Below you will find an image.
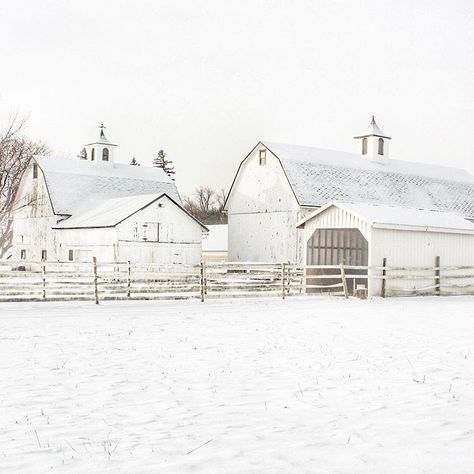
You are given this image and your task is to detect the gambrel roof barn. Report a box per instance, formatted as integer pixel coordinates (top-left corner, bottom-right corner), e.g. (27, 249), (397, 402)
(11, 126), (207, 266)
(225, 117), (474, 263)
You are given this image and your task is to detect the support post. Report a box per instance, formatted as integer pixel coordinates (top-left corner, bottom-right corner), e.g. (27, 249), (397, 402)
(435, 255), (440, 296)
(41, 263), (46, 300)
(200, 261), (205, 302)
(340, 264), (348, 299)
(281, 263), (286, 300)
(127, 260), (131, 299)
(381, 257), (387, 298)
(93, 257), (99, 305)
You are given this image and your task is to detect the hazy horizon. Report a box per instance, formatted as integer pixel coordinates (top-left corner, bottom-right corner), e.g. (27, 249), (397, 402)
(1, 0), (473, 195)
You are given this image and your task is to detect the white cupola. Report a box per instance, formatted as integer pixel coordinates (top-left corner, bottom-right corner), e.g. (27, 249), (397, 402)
(84, 124), (117, 166)
(354, 116), (391, 162)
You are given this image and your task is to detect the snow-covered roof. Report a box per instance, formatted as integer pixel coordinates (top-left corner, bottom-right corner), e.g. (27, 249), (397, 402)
(53, 193), (208, 230)
(202, 224), (228, 252)
(262, 142), (474, 218)
(354, 116), (391, 139)
(85, 129), (117, 147)
(35, 155), (180, 216)
(298, 202), (474, 234)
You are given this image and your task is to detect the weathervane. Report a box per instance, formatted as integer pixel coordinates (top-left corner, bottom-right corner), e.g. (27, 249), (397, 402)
(99, 123), (106, 137)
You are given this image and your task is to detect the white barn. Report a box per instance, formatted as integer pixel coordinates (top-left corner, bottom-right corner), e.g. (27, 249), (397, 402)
(297, 202), (474, 297)
(225, 117), (474, 263)
(11, 127), (207, 267)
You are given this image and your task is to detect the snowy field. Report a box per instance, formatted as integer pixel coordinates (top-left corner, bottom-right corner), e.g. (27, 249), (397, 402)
(1, 296), (474, 473)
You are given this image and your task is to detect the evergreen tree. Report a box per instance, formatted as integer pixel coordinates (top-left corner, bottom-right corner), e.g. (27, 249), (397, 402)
(153, 149), (175, 180)
(78, 148), (87, 160)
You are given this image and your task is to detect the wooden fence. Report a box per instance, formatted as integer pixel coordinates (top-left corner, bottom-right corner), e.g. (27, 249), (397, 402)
(0, 258), (473, 303)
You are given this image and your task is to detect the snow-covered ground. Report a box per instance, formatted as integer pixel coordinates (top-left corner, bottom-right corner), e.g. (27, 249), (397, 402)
(1, 296), (474, 473)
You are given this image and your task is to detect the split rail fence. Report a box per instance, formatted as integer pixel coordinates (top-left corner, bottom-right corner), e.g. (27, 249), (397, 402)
(0, 257), (473, 303)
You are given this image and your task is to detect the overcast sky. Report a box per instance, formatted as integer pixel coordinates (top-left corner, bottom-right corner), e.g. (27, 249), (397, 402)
(0, 0), (473, 194)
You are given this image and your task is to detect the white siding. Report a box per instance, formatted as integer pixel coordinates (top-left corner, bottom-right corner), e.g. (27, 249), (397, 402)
(11, 162), (60, 261)
(115, 195), (202, 267)
(227, 146), (303, 263)
(369, 228), (474, 296)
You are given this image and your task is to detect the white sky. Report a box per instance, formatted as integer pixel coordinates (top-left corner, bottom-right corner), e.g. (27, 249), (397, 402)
(0, 0), (473, 195)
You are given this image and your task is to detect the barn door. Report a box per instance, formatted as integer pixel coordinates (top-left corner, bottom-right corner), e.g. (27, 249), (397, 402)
(306, 228), (368, 294)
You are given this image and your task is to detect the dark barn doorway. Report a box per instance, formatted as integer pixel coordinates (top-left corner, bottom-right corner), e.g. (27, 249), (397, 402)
(306, 228), (368, 295)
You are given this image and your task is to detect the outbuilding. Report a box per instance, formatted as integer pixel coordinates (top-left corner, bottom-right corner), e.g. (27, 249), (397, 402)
(297, 202), (474, 297)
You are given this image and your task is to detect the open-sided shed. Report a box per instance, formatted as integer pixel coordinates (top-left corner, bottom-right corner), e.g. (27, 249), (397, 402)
(297, 202), (474, 297)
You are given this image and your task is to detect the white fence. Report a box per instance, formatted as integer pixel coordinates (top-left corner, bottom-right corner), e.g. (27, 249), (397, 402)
(0, 259), (473, 303)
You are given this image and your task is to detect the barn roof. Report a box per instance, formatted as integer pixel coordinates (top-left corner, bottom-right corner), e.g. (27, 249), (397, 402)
(262, 142), (474, 218)
(298, 202), (474, 234)
(34, 155), (180, 216)
(53, 193), (208, 230)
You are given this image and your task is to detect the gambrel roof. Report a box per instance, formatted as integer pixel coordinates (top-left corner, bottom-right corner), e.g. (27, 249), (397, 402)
(257, 142), (474, 218)
(34, 155), (181, 216)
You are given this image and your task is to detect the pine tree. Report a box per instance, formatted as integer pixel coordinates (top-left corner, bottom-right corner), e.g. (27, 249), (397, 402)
(130, 157), (139, 166)
(78, 148), (87, 160)
(153, 149), (175, 180)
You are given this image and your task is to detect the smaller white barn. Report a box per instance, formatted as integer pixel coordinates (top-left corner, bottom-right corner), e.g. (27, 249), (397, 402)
(10, 126), (208, 268)
(297, 202), (474, 297)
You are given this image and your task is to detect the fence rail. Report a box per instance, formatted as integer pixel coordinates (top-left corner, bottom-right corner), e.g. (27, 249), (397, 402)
(0, 257), (473, 303)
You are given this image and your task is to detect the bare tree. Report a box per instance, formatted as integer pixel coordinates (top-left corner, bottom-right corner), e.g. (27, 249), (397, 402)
(0, 113), (49, 258)
(183, 186), (227, 224)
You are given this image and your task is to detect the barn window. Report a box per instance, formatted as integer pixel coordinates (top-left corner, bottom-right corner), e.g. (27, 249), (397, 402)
(259, 149), (266, 166)
(68, 249), (74, 261)
(41, 250), (47, 261)
(142, 222), (160, 242)
(378, 138), (384, 155)
(20, 249), (26, 260)
(33, 163), (38, 179)
(91, 148), (95, 161)
(102, 148), (109, 161)
(362, 138), (368, 155)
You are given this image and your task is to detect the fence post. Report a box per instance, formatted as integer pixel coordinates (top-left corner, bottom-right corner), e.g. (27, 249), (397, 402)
(200, 261), (205, 302)
(93, 257), (99, 305)
(435, 256), (440, 296)
(381, 257), (387, 298)
(127, 260), (131, 299)
(281, 263), (286, 300)
(41, 262), (46, 300)
(340, 264), (348, 299)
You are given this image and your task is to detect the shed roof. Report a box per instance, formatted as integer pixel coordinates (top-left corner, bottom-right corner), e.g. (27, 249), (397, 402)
(53, 193), (208, 230)
(261, 142), (474, 218)
(35, 155), (180, 216)
(298, 202), (474, 234)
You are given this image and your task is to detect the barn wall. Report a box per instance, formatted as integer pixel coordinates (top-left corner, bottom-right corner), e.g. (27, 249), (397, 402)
(55, 228), (117, 262)
(116, 195), (202, 266)
(369, 228), (474, 296)
(226, 146), (303, 263)
(11, 161), (61, 261)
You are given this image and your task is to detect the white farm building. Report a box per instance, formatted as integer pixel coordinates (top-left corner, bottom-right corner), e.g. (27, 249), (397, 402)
(225, 117), (474, 264)
(297, 202), (474, 297)
(10, 127), (207, 267)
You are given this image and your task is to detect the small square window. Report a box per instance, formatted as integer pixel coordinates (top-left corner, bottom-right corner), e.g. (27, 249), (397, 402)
(20, 249), (26, 260)
(68, 250), (74, 261)
(41, 250), (47, 261)
(259, 149), (266, 166)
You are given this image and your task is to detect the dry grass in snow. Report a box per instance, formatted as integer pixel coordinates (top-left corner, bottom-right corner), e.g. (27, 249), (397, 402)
(1, 296), (474, 473)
